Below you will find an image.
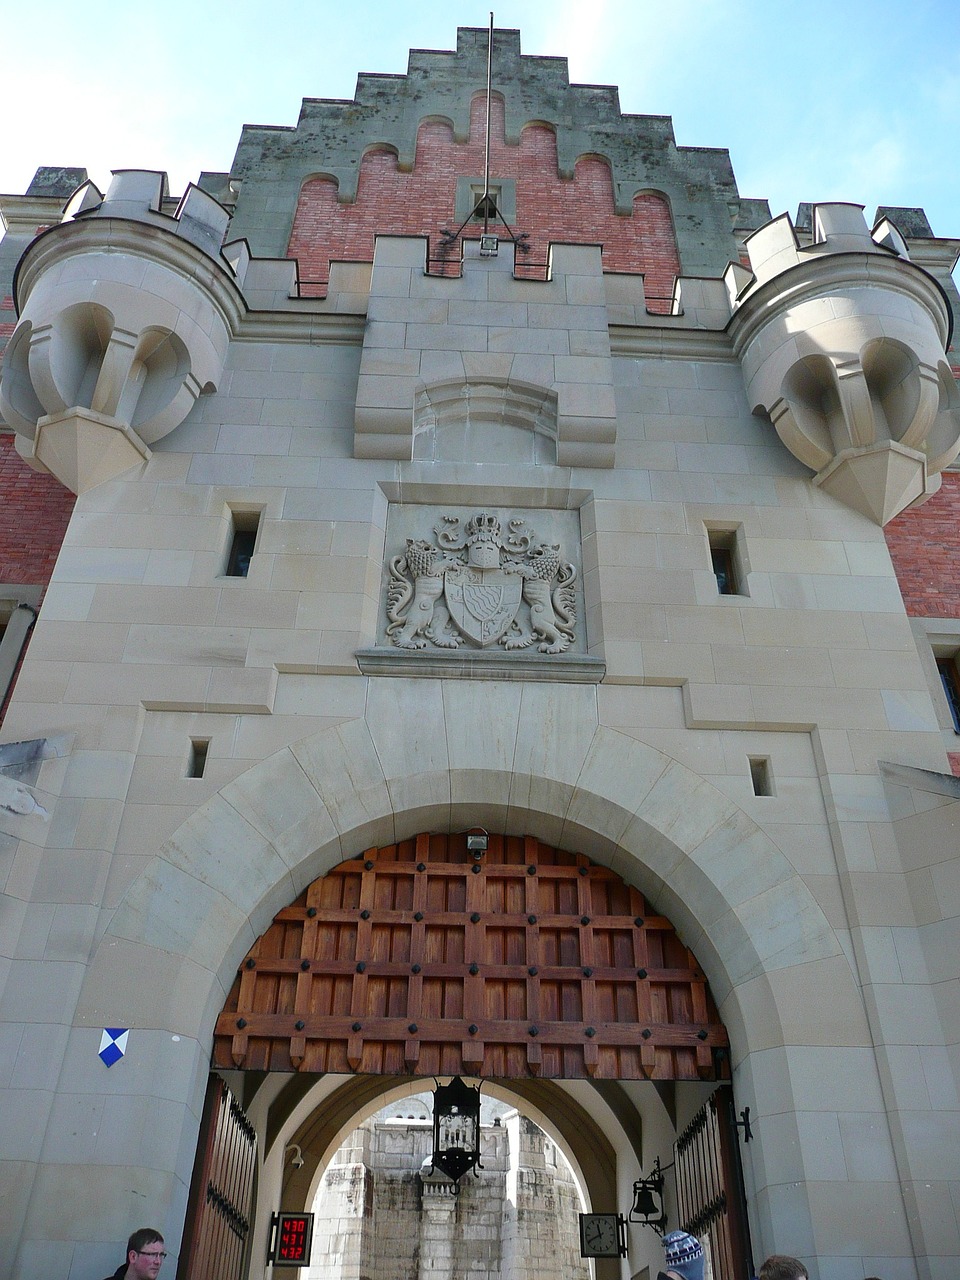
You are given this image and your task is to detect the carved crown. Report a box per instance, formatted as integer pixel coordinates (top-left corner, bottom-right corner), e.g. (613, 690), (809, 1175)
(466, 512), (502, 545)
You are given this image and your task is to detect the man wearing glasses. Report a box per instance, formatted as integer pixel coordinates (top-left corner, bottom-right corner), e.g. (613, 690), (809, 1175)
(101, 1227), (167, 1279)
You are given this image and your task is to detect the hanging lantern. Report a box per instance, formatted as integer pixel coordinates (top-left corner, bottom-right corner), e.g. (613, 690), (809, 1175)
(428, 1076), (482, 1183)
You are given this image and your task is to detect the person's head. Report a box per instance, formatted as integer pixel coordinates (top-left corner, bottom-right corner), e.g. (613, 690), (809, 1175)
(759, 1256), (809, 1280)
(661, 1230), (705, 1280)
(126, 1229), (166, 1280)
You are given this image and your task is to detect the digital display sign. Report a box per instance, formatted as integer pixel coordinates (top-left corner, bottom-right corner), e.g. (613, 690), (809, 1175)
(270, 1212), (314, 1266)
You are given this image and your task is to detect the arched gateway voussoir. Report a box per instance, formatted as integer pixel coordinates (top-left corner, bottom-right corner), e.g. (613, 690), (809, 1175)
(80, 679), (844, 1067)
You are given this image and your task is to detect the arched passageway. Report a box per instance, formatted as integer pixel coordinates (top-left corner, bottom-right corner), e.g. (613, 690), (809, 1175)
(77, 694), (862, 1280)
(185, 833), (747, 1280)
(299, 1089), (593, 1280)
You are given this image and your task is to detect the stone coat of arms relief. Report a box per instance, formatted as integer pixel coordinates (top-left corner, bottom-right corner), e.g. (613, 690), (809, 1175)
(386, 512), (578, 653)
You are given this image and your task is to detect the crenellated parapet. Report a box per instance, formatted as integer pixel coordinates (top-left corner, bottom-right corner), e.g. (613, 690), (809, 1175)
(0, 170), (243, 493)
(726, 202), (960, 525)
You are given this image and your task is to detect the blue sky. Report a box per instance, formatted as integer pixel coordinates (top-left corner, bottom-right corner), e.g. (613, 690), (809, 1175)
(3, 0), (959, 239)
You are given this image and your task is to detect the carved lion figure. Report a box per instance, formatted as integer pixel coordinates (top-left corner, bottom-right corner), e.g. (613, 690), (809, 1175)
(503, 544), (577, 654)
(386, 539), (462, 649)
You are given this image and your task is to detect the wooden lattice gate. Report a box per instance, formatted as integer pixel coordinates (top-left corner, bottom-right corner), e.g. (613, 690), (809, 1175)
(177, 1077), (257, 1280)
(675, 1086), (754, 1280)
(212, 832), (729, 1080)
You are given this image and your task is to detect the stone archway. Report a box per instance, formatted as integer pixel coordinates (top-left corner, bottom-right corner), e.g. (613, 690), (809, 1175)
(235, 1067), (666, 1280)
(84, 682), (844, 1058)
(271, 1074), (624, 1223)
(202, 831), (740, 1279)
(294, 1084), (599, 1280)
(71, 682), (863, 1273)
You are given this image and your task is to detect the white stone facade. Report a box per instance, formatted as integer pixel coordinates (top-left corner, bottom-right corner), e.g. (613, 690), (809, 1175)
(305, 1108), (588, 1280)
(0, 32), (959, 1280)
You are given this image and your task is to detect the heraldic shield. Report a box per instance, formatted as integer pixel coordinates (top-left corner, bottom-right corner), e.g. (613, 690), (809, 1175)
(385, 509), (579, 653)
(444, 565), (523, 646)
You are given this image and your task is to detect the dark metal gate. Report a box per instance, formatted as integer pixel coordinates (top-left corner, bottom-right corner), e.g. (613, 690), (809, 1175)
(675, 1085), (753, 1280)
(177, 1077), (257, 1280)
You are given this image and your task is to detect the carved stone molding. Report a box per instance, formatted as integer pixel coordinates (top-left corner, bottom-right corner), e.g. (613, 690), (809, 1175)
(391, 516), (576, 653)
(412, 377), (559, 465)
(356, 648), (605, 683)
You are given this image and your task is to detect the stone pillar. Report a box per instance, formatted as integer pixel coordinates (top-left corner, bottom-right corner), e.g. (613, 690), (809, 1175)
(418, 1167), (458, 1280)
(500, 1111), (523, 1280)
(304, 1127), (371, 1280)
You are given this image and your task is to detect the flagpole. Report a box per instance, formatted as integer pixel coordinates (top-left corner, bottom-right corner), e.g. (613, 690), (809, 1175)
(483, 12), (494, 234)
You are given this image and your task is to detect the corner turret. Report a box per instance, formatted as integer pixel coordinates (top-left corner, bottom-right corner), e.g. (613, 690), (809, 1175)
(0, 170), (243, 492)
(727, 202), (960, 525)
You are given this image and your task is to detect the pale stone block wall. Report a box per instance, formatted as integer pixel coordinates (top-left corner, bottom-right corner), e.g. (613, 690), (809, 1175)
(305, 1112), (588, 1280)
(1, 182), (958, 1280)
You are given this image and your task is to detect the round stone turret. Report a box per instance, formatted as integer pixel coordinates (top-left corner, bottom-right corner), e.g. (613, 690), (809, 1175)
(726, 202), (960, 525)
(0, 170), (243, 493)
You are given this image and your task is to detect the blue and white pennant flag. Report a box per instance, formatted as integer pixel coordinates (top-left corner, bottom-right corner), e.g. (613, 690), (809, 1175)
(98, 1028), (129, 1067)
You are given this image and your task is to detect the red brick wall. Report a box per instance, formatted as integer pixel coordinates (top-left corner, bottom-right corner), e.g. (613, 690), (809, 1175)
(287, 93), (681, 309)
(0, 294), (15, 348)
(0, 433), (75, 586)
(885, 472), (960, 617)
(0, 433), (74, 720)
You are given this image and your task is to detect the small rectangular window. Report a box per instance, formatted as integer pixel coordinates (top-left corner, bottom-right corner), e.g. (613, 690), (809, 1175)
(0, 600), (38, 720)
(711, 545), (736, 595)
(748, 756), (773, 797)
(706, 526), (745, 596)
(187, 738), (210, 778)
(0, 597), (16, 644)
(937, 655), (960, 732)
(470, 186), (500, 221)
(224, 509), (262, 578)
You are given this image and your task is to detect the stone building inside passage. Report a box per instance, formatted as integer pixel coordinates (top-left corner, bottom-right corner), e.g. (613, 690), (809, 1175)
(304, 1095), (588, 1280)
(1, 23), (959, 1280)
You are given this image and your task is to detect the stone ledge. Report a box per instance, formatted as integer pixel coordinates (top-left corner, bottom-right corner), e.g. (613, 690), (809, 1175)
(356, 648), (605, 683)
(608, 325), (734, 360)
(237, 311), (366, 344)
(880, 760), (960, 798)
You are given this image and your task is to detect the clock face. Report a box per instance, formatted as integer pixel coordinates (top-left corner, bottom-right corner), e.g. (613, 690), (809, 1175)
(579, 1212), (621, 1258)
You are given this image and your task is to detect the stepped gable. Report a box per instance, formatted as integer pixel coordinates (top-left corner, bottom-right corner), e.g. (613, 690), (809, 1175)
(227, 26), (743, 275)
(285, 93), (682, 304)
